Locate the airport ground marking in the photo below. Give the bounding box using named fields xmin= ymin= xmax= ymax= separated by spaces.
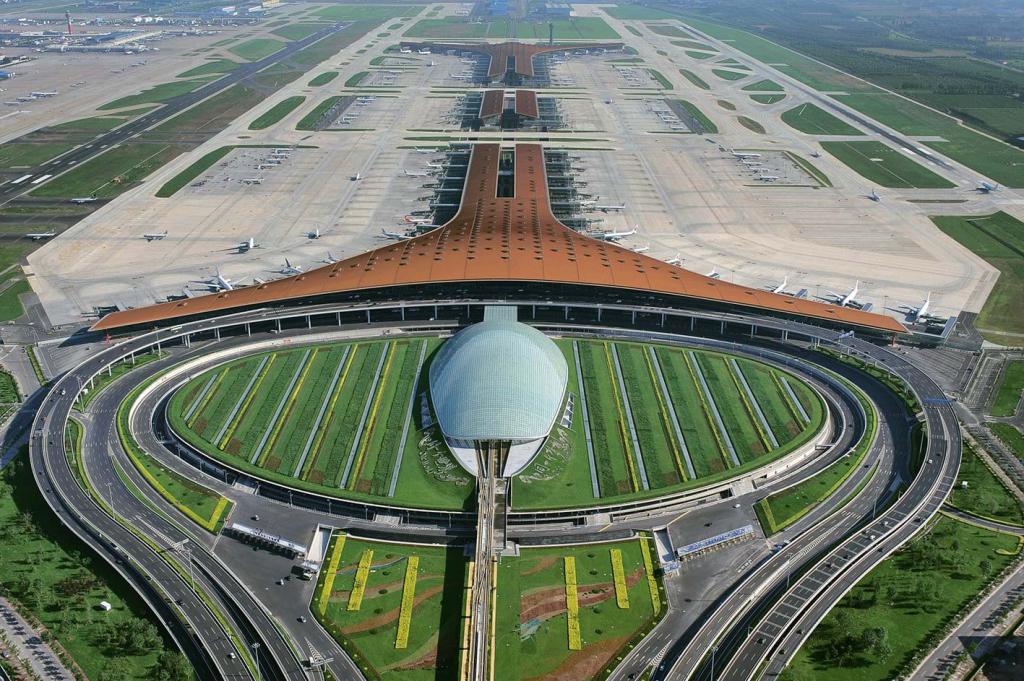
xmin=388 ymin=339 xmax=429 ymax=496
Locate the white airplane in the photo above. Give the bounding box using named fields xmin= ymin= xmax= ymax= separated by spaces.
xmin=235 ymin=237 xmax=258 ymax=253
xmin=399 ymin=47 xmax=412 ymax=54
xmin=706 ymin=269 xmax=721 ymax=279
xmin=142 ymin=231 xmax=168 ymax=242
xmin=902 ymin=292 xmax=940 ymax=321
xmin=594 ymin=203 xmax=625 ymax=213
xmin=69 ymin=197 xmax=97 ymax=204
xmin=665 ymin=253 xmax=682 ymax=266
xmin=631 ymin=244 xmax=650 ymax=253
xmin=767 ymin=276 xmax=788 ymax=294
xmin=418 ymin=48 xmax=431 ymax=54
xmin=733 ymin=151 xmax=761 ymax=159
xmin=977 ymin=181 xmax=999 ymax=193
xmin=380 ymin=228 xmax=413 ymax=241
xmin=403 ymin=215 xmax=435 ymax=225
xmin=306 ymin=226 xmax=327 ymax=239
xmin=403 ymin=169 xmax=429 ymax=177
xmin=414 ymin=147 xmax=437 ymax=154
xmin=193 ymin=269 xmax=233 ymax=291
xmin=351 ymin=173 xmax=362 ymax=181
xmin=591 ymin=226 xmax=638 ymax=242
xmin=321 ymin=251 xmax=340 ymax=264
xmin=867 ymin=189 xmax=881 ymax=202
xmin=26 ymin=231 xmax=56 ymax=240
xmin=758 ymin=175 xmax=780 ymax=182
xmin=825 ymin=281 xmax=862 ymax=308
xmin=31 ymin=91 xmax=57 ymax=97
xmin=278 ymin=258 xmax=302 ymax=275
xmin=241 ymin=177 xmax=264 ymax=185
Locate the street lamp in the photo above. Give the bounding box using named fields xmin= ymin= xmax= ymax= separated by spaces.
xmin=251 ymin=642 xmax=261 ymax=681
xmin=711 ymin=644 xmax=718 ymax=681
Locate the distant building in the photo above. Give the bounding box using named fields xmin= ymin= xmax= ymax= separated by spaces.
xmin=533 ymin=3 xmax=572 ymax=19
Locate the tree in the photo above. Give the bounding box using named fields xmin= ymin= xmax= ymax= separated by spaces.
xmin=979 ymin=559 xmax=993 ymax=576
xmin=151 ymin=651 xmax=191 ymax=681
xmin=97 ymin=658 xmax=131 ymax=681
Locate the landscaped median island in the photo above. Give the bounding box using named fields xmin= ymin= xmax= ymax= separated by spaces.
xmin=784 ymin=514 xmax=1022 ymax=681
xmin=990 ymin=360 xmax=1024 ymax=417
xmin=248 ymin=96 xmax=306 ymax=130
xmin=163 ymin=336 xmax=827 ymax=513
xmin=949 ymin=444 xmax=1024 ymax=526
xmin=820 ymin=140 xmax=956 ymax=189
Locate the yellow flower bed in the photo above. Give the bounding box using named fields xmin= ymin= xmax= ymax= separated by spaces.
xmin=317 ymin=533 xmax=346 ymax=615
xmin=348 ymin=549 xmax=374 ymax=611
xmin=395 ymin=556 xmax=419 ymax=649
xmin=610 ymin=548 xmax=630 ymax=609
xmin=564 ymin=556 xmax=582 ymax=650
xmin=604 ymin=343 xmax=640 ymax=492
xmin=639 ymin=536 xmax=661 ymax=616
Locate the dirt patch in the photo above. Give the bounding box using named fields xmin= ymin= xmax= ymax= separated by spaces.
xmin=521 ymin=555 xmax=559 ymax=577
xmin=383 ymin=632 xmax=440 ymax=672
xmin=341 ymin=584 xmax=444 ymax=634
xmin=524 ymin=636 xmax=630 ymax=681
xmin=521 ymin=569 xmax=643 ymax=625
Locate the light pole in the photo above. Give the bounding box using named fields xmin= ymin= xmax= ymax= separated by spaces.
xmin=251 ymin=642 xmax=261 ymax=681
xmin=106 ymin=482 xmax=115 ymax=520
xmin=711 ymin=644 xmax=718 ymax=681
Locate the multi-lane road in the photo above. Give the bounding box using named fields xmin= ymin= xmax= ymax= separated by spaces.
xmin=0 ymin=21 xmax=351 ymax=206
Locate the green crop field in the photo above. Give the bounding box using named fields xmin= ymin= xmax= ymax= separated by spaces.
xmin=991 ymin=423 xmax=1024 ymax=460
xmin=312 ymin=534 xmax=465 ymax=680
xmin=672 ymin=99 xmax=718 ymax=134
xmin=931 ymin=212 xmax=1024 ymax=344
xmin=229 ymin=38 xmax=287 ymax=61
xmin=249 ymin=96 xmax=306 ymax=130
xmin=821 ymin=141 xmax=955 ymax=188
xmin=171 ymin=338 xmax=824 ymax=513
xmin=949 ymin=444 xmax=1023 ymax=525
xmin=990 ymin=360 xmax=1024 ymax=416
xmin=679 ymin=69 xmax=710 ymax=90
xmin=781 ymin=103 xmax=862 ymax=135
xmin=494 ymin=537 xmax=665 ymax=681
xmin=787 ymin=515 xmax=1019 ymax=681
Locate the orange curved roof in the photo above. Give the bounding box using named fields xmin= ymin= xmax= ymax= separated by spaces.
xmin=400 ymin=41 xmax=622 ymax=79
xmin=91 ymin=144 xmax=905 ymax=334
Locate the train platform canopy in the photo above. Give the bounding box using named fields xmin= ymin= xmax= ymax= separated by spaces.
xmin=91 ymin=143 xmax=906 ymax=335
xmin=428 ymin=313 xmax=568 ymax=476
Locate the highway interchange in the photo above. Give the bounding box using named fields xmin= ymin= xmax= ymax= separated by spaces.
xmin=28 ymin=296 xmax=961 ymax=681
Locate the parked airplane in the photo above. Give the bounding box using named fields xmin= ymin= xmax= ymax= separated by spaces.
xmin=631 ymin=244 xmax=650 ymax=253
xmin=278 ymin=258 xmax=302 ymax=275
xmin=766 ymin=276 xmax=788 ymax=294
xmin=26 ymin=231 xmax=56 ymax=240
xmin=414 ymin=147 xmax=437 ymax=154
xmin=595 ymin=203 xmax=626 ymax=213
xmin=418 ymin=48 xmax=431 ymax=54
xmin=403 ymin=169 xmax=429 ymax=177
xmin=400 ymin=47 xmax=412 ymax=54
xmin=306 ymin=226 xmax=328 ymax=240
xmin=142 ymin=231 xmax=168 ymax=242
xmin=193 ymin=269 xmax=232 ymax=291
xmin=900 ymin=292 xmax=942 ymax=322
xmin=241 ymin=177 xmax=264 ymax=185
xmin=732 ymin=151 xmax=761 ymax=159
xmin=866 ymin=189 xmax=881 ymax=202
xmin=825 ymin=281 xmax=862 ymax=308
xmin=707 ymin=269 xmax=721 ymax=279
xmin=590 ymin=227 xmax=637 ymax=242
xmin=380 ymin=228 xmax=414 ymax=241
xmin=977 ymin=181 xmax=999 ymax=193
xmin=351 ymin=173 xmax=362 ymax=181
xmin=235 ymin=237 xmax=258 ymax=253
xmin=665 ymin=253 xmax=682 ymax=266
xmin=69 ymin=197 xmax=97 ymax=204
xmin=758 ymin=175 xmax=780 ymax=182
xmin=403 ymin=215 xmax=435 ymax=225
xmin=321 ymin=251 xmax=340 ymax=264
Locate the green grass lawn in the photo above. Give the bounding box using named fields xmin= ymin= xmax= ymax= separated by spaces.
xmin=313 ymin=5 xmax=423 ymax=21
xmin=297 ymin=96 xmax=345 ymax=130
xmin=684 ymin=50 xmax=714 ymax=60
xmin=647 ymin=69 xmax=673 ymax=89
xmin=646 ymin=24 xmax=694 ymax=39
xmin=156 ymin=145 xmax=235 ymax=198
xmin=309 ymin=71 xmax=339 ymax=86
xmin=0 ymin=278 xmax=29 ymax=322
xmin=672 ymin=99 xmax=718 ymax=133
xmin=312 ymin=534 xmax=464 ymax=681
xmin=785 ymin=515 xmax=1019 ymax=681
xmin=0 ymin=142 xmax=76 ymax=168
xmin=271 ymin=22 xmax=328 ymax=41
xmin=835 ymin=92 xmax=1024 ymax=187
xmin=736 ymin=115 xmax=766 ymax=133
xmin=991 ymin=360 xmax=1024 ymax=416
xmin=494 ymin=537 xmax=665 ymax=681
xmin=751 ymin=94 xmax=786 ymax=104
xmin=248 ymin=96 xmax=306 ymax=130
xmin=679 ymin=69 xmax=710 ymax=90
xmin=604 ymin=6 xmax=678 ymax=20
xmin=30 ymin=143 xmax=185 ymax=199
xmin=0 ymin=454 xmax=177 ymax=679
xmin=404 ymin=16 xmax=618 ymax=40
xmin=345 ymin=72 xmax=369 ymax=87
xmin=712 ymin=68 xmax=747 ymax=81
xmin=781 ymin=103 xmax=862 ymax=135
xmin=0 ymin=369 xmax=20 ymax=402
xmin=47 ymin=110 xmax=153 ymax=133
xmin=176 ymin=58 xmax=241 ymax=78
xmin=229 ymin=38 xmax=287 ymax=61
xmin=717 ymin=99 xmax=736 ymax=110
xmin=991 ymin=423 xmax=1024 ymax=460
xmin=931 ymin=212 xmax=1024 ymax=344
xmin=821 ymin=141 xmax=955 ymax=189
xmin=155 ymin=84 xmax=263 ymax=134
xmin=949 ymin=443 xmax=1023 ymax=525
xmin=403 ymin=17 xmax=490 ymax=39
xmin=98 ymin=78 xmax=214 ymax=110
xmin=515 ymin=18 xmax=619 ymax=40
xmin=742 ymin=79 xmax=783 ymax=92
xmin=670 ymin=39 xmax=716 ymax=51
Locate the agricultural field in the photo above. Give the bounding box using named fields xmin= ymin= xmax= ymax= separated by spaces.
xmin=780 ymin=103 xmax=862 ymax=136
xmin=493 ymin=537 xmax=665 ymax=681
xmin=170 ymin=338 xmax=824 ymax=512
xmin=820 ymin=141 xmax=955 ymax=189
xmin=786 ymin=515 xmax=1019 ymax=681
xmin=312 ymin=534 xmax=465 ymax=681
xmin=931 ymin=213 xmax=1024 ymax=344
